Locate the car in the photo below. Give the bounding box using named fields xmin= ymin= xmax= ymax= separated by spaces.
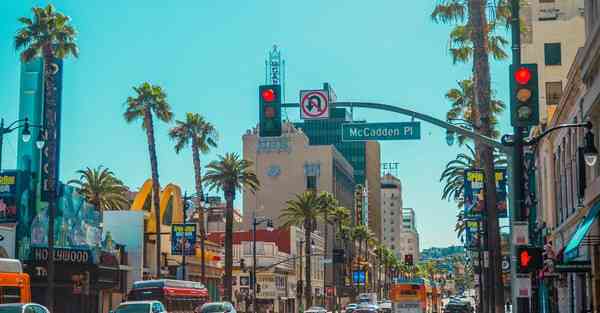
xmin=353 ymin=307 xmax=378 ymax=313
xmin=304 ymin=306 xmax=327 ymax=313
xmin=197 ymin=302 xmax=236 ymax=313
xmin=0 ymin=303 xmax=50 ymax=313
xmin=344 ymin=303 xmax=358 ymax=313
xmin=112 ymin=301 xmax=167 ymax=313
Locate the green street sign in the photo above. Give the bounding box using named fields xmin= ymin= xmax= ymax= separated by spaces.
xmin=342 ymin=122 xmax=421 ymax=141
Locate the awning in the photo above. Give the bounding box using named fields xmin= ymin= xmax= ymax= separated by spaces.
xmin=564 ymin=201 xmax=600 ymax=262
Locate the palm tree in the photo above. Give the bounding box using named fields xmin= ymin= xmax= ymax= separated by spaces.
xmin=15 ymin=4 xmax=78 ymax=309
xmin=124 ymin=82 xmax=173 ymax=278
xmin=204 ymin=153 xmax=260 ymax=301
xmin=431 ymin=0 xmax=510 ymax=64
xmin=169 ymin=112 xmax=218 ymax=283
xmin=445 ymin=78 xmax=506 ymax=145
xmin=68 ymin=166 xmax=129 ymax=211
xmin=432 ymin=1 xmax=507 ymax=310
xmin=280 ymin=191 xmax=333 ymax=308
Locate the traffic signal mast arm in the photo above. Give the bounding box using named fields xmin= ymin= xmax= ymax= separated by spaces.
xmin=282 ymin=101 xmax=512 ymax=154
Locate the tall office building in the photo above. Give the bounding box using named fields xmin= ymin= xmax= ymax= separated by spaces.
xmin=295 ymin=84 xmax=382 ymax=239
xmin=400 ymin=208 xmax=420 ymax=261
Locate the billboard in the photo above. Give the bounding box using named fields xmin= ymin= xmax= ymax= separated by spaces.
xmin=171 ymin=224 xmax=196 ymax=256
xmin=464 ymin=168 xmax=508 ymax=218
xmin=0 ymin=171 xmax=29 ymax=223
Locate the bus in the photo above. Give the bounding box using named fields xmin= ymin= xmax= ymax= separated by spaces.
xmin=389 ymin=279 xmax=427 ymax=313
xmin=0 ymin=258 xmax=31 ymax=304
xmin=128 ymin=279 xmax=209 ymax=313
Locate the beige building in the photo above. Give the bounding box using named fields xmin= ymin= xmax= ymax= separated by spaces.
xmin=381 ymin=174 xmax=404 ymax=258
xmin=366 ymin=141 xmax=383 ymax=240
xmin=521 ymin=0 xmax=585 ymax=123
xmin=242 ymin=122 xmax=355 ymax=309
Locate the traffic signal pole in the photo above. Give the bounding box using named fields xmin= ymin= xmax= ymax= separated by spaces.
xmin=510 ymin=1 xmax=528 ymax=313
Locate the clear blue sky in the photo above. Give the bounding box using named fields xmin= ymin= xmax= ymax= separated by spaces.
xmin=0 ymin=0 xmax=512 ymax=249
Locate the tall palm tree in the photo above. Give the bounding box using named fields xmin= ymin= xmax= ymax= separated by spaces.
xmin=204 ymin=153 xmax=260 ymax=301
xmin=68 ymin=166 xmax=129 ymax=211
xmin=15 ymin=4 xmax=78 ymax=309
xmin=124 ymin=82 xmax=173 ymax=278
xmin=432 ymin=1 xmax=507 ymax=311
xmin=169 ymin=112 xmax=218 ymax=283
xmin=280 ymin=191 xmax=333 ymax=308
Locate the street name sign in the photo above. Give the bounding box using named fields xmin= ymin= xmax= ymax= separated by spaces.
xmin=342 ymin=122 xmax=421 ymax=141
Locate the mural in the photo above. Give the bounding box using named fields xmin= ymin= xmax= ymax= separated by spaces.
xmin=18 ymin=183 xmax=102 ymax=260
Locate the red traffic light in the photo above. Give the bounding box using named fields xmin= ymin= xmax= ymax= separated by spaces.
xmin=261 ymin=88 xmax=276 ymax=102
xmin=515 ymin=67 xmax=532 ymax=85
xmin=520 ymin=250 xmax=532 ymax=267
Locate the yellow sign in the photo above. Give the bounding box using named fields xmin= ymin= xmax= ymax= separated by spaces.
xmin=0 ymin=176 xmax=16 ymax=185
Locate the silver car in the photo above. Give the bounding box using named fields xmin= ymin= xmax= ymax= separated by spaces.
xmin=112 ymin=301 xmax=167 ymax=313
xmin=0 ymin=304 xmax=50 ymax=313
xmin=198 ymin=302 xmax=237 ymax=313
xmin=304 ymin=306 xmax=327 ymax=313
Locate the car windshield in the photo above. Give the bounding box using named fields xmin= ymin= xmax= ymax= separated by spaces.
xmin=201 ymin=304 xmax=226 ymax=313
xmin=115 ymin=303 xmax=150 ymax=313
xmin=0 ymin=306 xmax=22 ymax=313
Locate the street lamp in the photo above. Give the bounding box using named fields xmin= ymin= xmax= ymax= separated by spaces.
xmin=0 ymin=117 xmax=45 ymax=171
xmin=583 ymin=130 xmax=598 ymax=166
xmin=444 ymin=119 xmax=474 ymax=147
xmin=252 ymin=212 xmax=274 ymax=313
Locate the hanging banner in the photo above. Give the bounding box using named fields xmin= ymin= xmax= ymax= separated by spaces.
xmin=0 ymin=171 xmax=29 ymax=224
xmin=171 ymin=224 xmax=196 ymax=256
xmin=465 ymin=220 xmax=481 ymax=250
xmin=464 ymin=168 xmax=508 ymax=218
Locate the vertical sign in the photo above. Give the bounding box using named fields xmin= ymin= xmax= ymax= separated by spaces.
xmin=464 ymin=168 xmax=508 ymax=217
xmin=171 ymin=224 xmax=196 ymax=256
xmin=41 ymin=59 xmax=64 ymax=202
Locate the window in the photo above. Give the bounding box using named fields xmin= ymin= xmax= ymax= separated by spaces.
xmin=544 ymin=43 xmax=562 ymax=65
xmin=539 ymin=0 xmax=555 ymax=3
xmin=546 ymin=81 xmax=563 ymax=106
xmin=306 ymin=175 xmax=317 ymax=190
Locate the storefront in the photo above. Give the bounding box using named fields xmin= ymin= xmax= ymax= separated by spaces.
xmin=24 ymin=247 xmax=124 ymax=313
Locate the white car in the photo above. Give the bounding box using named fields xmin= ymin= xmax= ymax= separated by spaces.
xmin=112 ymin=301 xmax=167 ymax=313
xmin=0 ymin=303 xmax=50 ymax=313
xmin=197 ymin=302 xmax=237 ymax=313
xmin=304 ymin=306 xmax=327 ymax=313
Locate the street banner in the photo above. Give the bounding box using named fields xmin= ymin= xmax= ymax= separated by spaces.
xmin=465 ymin=220 xmax=481 ymax=250
xmin=0 ymin=172 xmax=20 ymax=223
xmin=171 ymin=223 xmax=196 ymax=256
xmin=463 ymin=168 xmax=508 ymax=218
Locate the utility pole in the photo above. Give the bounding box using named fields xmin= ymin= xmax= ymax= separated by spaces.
xmin=510 ymin=0 xmax=527 ymax=313
xmin=182 ymin=192 xmax=189 ymax=280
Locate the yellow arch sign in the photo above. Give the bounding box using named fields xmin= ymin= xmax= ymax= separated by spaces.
xmin=130 ymin=179 xmax=184 ymax=233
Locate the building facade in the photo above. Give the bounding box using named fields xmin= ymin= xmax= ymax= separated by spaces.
xmin=294 ymin=91 xmax=382 ymax=240
xmin=400 ymin=208 xmax=420 ymax=262
xmin=381 ymin=174 xmax=404 ymax=258
xmin=521 ymin=0 xmax=586 ymax=124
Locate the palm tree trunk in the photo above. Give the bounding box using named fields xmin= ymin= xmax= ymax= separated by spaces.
xmin=224 ymin=188 xmax=235 ymax=301
xmin=469 ymin=1 xmax=504 ymax=313
xmin=42 ymin=51 xmax=57 ymax=312
xmin=304 ymin=218 xmax=313 ymax=308
xmin=191 ymin=141 xmax=207 ymax=284
xmin=144 ymin=110 xmax=163 ymax=279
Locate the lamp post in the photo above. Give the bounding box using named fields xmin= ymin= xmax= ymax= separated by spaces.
xmin=0 ymin=117 xmax=45 ymax=171
xmin=252 ymin=211 xmax=273 ymax=313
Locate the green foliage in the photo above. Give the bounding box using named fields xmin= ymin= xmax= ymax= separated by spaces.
xmin=124 ymin=82 xmax=173 ymax=128
xmin=15 ymin=4 xmax=79 ymax=61
xmin=203 ymin=153 xmax=260 ymax=195
xmin=169 ymin=112 xmax=218 ymax=154
xmin=67 ymin=166 xmax=129 ymax=211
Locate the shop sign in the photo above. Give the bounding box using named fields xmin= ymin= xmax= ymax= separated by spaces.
xmin=32 ymin=247 xmax=92 ymax=264
xmin=0 ymin=171 xmax=22 ymax=223
xmin=555 ymin=261 xmax=591 ymax=273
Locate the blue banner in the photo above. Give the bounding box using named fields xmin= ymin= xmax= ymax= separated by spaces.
xmin=171 ymin=223 xmax=196 ymax=256
xmin=464 ymin=168 xmax=508 ymax=218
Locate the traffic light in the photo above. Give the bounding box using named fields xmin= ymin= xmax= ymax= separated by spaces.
xmin=510 ymin=64 xmax=539 ymax=127
xmin=256 ymin=284 xmax=261 ymax=294
xmin=240 ymin=258 xmax=246 ymax=272
xmin=333 ymin=248 xmax=345 ymax=264
xmin=404 ymin=254 xmax=414 ymax=266
xmin=516 ymin=246 xmax=543 ymax=273
xmin=259 ymin=85 xmax=282 ymax=137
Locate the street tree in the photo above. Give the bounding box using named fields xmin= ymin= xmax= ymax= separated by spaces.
xmin=68 ymin=166 xmax=129 ymax=211
xmin=124 ymin=82 xmax=173 ymax=278
xmin=169 ymin=112 xmax=218 ymax=283
xmin=15 ymin=4 xmax=79 ymax=309
xmin=280 ymin=191 xmax=334 ymax=308
xmin=203 ymin=153 xmax=260 ymax=301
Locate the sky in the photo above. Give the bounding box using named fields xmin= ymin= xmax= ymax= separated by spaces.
xmin=0 ymin=0 xmax=513 ymax=249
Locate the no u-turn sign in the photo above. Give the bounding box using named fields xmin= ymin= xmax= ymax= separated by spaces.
xmin=300 ymin=90 xmax=329 ymax=119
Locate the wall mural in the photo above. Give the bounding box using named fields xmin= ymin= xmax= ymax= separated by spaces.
xmin=17 ymin=183 xmax=102 ymax=261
